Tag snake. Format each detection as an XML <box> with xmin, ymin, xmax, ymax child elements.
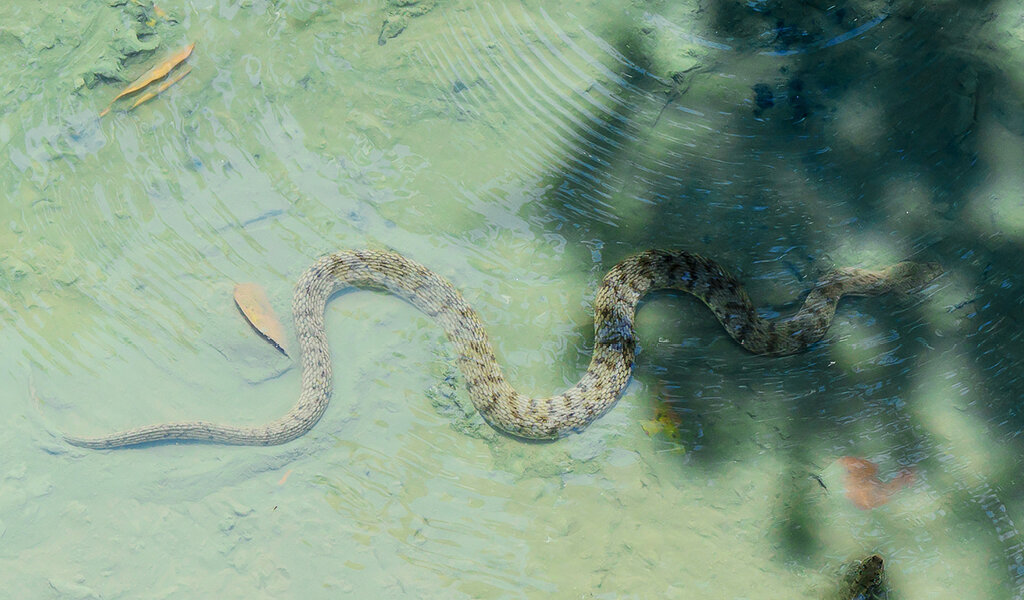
<box><xmin>65</xmin><ymin>249</ymin><xmax>942</xmax><ymax>448</ymax></box>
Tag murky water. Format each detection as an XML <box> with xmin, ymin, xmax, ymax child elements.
<box><xmin>2</xmin><ymin>0</ymin><xmax>1023</xmax><ymax>597</ymax></box>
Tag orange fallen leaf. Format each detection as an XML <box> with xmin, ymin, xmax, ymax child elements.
<box><xmin>130</xmin><ymin>65</ymin><xmax>192</xmax><ymax>110</ymax></box>
<box><xmin>233</xmin><ymin>282</ymin><xmax>290</xmax><ymax>356</ymax></box>
<box><xmin>277</xmin><ymin>469</ymin><xmax>293</xmax><ymax>485</ymax></box>
<box><xmin>837</xmin><ymin>456</ymin><xmax>915</xmax><ymax>510</ymax></box>
<box><xmin>99</xmin><ymin>42</ymin><xmax>195</xmax><ymax>116</ymax></box>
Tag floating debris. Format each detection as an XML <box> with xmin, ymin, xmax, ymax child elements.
<box><xmin>233</xmin><ymin>282</ymin><xmax>290</xmax><ymax>356</ymax></box>
<box><xmin>99</xmin><ymin>41</ymin><xmax>195</xmax><ymax>116</ymax></box>
<box><xmin>640</xmin><ymin>389</ymin><xmax>686</xmax><ymax>453</ymax></box>
<box><xmin>837</xmin><ymin>456</ymin><xmax>915</xmax><ymax>510</ymax></box>
<box><xmin>129</xmin><ymin>65</ymin><xmax>192</xmax><ymax>110</ymax></box>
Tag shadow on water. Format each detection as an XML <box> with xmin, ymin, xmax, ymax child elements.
<box><xmin>510</xmin><ymin>0</ymin><xmax>1023</xmax><ymax>580</ymax></box>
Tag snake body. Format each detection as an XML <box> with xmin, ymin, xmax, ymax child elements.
<box><xmin>65</xmin><ymin>249</ymin><xmax>941</xmax><ymax>448</ymax></box>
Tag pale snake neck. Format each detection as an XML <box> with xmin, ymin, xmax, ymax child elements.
<box><xmin>65</xmin><ymin>249</ymin><xmax>941</xmax><ymax>448</ymax></box>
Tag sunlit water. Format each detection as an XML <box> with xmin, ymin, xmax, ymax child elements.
<box><xmin>2</xmin><ymin>0</ymin><xmax>1023</xmax><ymax>598</ymax></box>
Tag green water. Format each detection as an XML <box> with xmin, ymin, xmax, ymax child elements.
<box><xmin>3</xmin><ymin>0</ymin><xmax>1023</xmax><ymax>597</ymax></box>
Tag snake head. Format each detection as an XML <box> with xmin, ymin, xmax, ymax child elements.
<box><xmin>891</xmin><ymin>261</ymin><xmax>944</xmax><ymax>294</ymax></box>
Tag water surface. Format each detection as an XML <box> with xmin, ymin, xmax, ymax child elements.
<box><xmin>2</xmin><ymin>0</ymin><xmax>1023</xmax><ymax>598</ymax></box>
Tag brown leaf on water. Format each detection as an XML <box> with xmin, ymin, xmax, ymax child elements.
<box><xmin>129</xmin><ymin>65</ymin><xmax>192</xmax><ymax>110</ymax></box>
<box><xmin>233</xmin><ymin>283</ymin><xmax>290</xmax><ymax>356</ymax></box>
<box><xmin>837</xmin><ymin>456</ymin><xmax>915</xmax><ymax>510</ymax></box>
<box><xmin>99</xmin><ymin>42</ymin><xmax>195</xmax><ymax>116</ymax></box>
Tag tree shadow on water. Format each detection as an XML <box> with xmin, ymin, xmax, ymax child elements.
<box><xmin>517</xmin><ymin>0</ymin><xmax>1024</xmax><ymax>585</ymax></box>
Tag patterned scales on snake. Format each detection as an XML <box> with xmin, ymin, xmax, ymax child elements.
<box><xmin>64</xmin><ymin>249</ymin><xmax>942</xmax><ymax>448</ymax></box>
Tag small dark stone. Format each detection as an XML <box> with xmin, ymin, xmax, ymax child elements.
<box><xmin>753</xmin><ymin>83</ymin><xmax>774</xmax><ymax>110</ymax></box>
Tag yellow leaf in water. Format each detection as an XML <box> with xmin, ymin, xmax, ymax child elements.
<box><xmin>233</xmin><ymin>283</ymin><xmax>290</xmax><ymax>356</ymax></box>
<box><xmin>640</xmin><ymin>421</ymin><xmax>663</xmax><ymax>437</ymax></box>
<box><xmin>641</xmin><ymin>397</ymin><xmax>686</xmax><ymax>453</ymax></box>
<box><xmin>129</xmin><ymin>65</ymin><xmax>191</xmax><ymax>110</ymax></box>
<box><xmin>99</xmin><ymin>42</ymin><xmax>195</xmax><ymax>116</ymax></box>
<box><xmin>653</xmin><ymin>405</ymin><xmax>683</xmax><ymax>441</ymax></box>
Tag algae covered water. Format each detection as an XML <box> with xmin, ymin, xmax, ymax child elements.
<box><xmin>2</xmin><ymin>0</ymin><xmax>1023</xmax><ymax>597</ymax></box>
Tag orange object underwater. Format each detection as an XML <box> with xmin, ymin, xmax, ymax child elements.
<box><xmin>837</xmin><ymin>456</ymin><xmax>915</xmax><ymax>510</ymax></box>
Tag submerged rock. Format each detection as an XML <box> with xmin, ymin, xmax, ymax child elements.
<box><xmin>378</xmin><ymin>15</ymin><xmax>409</xmax><ymax>46</ymax></box>
<box><xmin>377</xmin><ymin>0</ymin><xmax>437</xmax><ymax>45</ymax></box>
<box><xmin>838</xmin><ymin>554</ymin><xmax>886</xmax><ymax>600</ymax></box>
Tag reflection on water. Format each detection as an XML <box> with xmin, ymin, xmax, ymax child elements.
<box><xmin>2</xmin><ymin>0</ymin><xmax>1023</xmax><ymax>597</ymax></box>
